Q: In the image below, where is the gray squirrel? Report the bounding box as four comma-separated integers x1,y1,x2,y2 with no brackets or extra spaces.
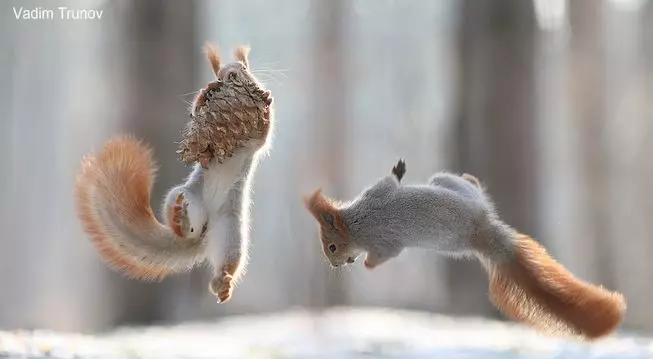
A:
74,44,273,303
304,159,626,340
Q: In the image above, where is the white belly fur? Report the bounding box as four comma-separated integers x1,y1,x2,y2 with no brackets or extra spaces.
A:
202,150,251,212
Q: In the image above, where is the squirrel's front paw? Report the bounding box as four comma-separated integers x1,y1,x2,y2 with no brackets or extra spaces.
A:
364,259,378,269
209,272,234,303
168,193,191,238
167,192,208,239
364,252,390,270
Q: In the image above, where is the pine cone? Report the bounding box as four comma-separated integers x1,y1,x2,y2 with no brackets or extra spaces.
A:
176,80,272,167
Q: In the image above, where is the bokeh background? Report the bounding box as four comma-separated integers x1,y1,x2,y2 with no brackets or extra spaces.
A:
2,0,653,337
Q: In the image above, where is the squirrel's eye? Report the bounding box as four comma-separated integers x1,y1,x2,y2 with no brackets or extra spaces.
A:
228,72,237,80
328,244,337,253
190,228,194,233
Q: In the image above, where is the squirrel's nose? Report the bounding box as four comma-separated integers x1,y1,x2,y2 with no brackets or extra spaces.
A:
346,257,355,264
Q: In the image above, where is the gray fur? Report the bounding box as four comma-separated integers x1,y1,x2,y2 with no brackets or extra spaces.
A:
336,165,516,267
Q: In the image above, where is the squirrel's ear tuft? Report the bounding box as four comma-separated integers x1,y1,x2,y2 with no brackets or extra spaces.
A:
302,188,323,214
234,45,251,68
302,188,347,235
303,188,332,219
204,42,221,77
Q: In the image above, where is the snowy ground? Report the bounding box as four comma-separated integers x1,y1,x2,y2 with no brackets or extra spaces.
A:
1,307,652,359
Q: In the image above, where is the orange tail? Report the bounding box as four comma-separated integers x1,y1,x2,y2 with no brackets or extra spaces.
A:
75,150,168,281
74,136,206,280
484,233,626,340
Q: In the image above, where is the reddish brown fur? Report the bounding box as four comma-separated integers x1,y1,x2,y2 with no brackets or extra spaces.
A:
223,261,242,279
303,188,352,262
93,137,158,221
303,188,346,233
74,137,172,281
234,45,250,68
486,233,626,340
208,261,244,302
204,42,221,77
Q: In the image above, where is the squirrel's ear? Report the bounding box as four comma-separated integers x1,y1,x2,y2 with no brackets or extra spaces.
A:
234,45,250,69
302,188,347,235
204,42,221,77
302,188,321,215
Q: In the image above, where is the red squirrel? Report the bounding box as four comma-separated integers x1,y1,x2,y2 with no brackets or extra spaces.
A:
74,44,274,303
304,159,626,340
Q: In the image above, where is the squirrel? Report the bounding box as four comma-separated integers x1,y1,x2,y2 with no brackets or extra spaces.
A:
303,159,627,340
74,44,273,303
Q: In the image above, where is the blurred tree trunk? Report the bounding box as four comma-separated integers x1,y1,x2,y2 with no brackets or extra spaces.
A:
1,0,116,332
307,0,350,309
532,0,593,291
602,0,653,331
449,0,537,317
108,0,198,326
560,0,609,285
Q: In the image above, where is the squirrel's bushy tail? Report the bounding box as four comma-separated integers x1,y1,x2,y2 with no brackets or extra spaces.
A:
480,232,626,340
74,136,206,281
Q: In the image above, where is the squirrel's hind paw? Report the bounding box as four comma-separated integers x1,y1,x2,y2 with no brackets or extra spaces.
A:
209,272,234,303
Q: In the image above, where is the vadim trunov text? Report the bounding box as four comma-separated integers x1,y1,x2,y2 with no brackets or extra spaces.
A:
13,6,104,21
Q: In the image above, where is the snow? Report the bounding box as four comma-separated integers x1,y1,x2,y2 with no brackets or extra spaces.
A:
1,307,651,358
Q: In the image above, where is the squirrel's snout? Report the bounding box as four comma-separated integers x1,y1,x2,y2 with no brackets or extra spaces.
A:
329,258,355,268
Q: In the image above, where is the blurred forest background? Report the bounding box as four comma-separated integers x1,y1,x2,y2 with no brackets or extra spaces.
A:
2,0,653,336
